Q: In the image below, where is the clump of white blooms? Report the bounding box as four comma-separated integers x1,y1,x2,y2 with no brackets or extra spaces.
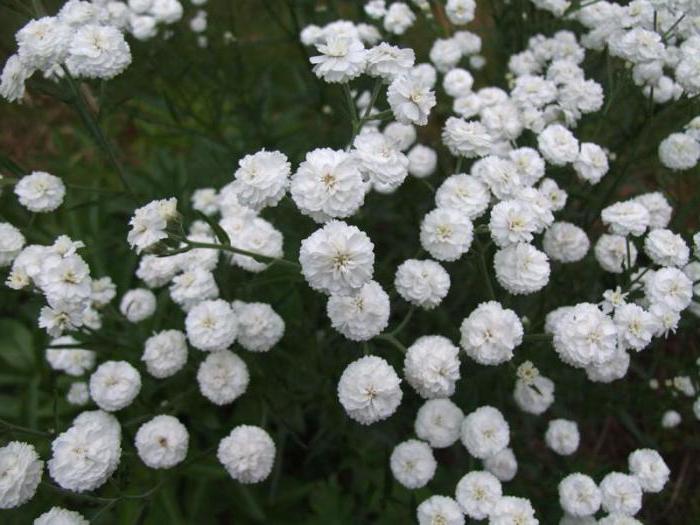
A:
14,172,65,213
545,418,580,456
119,288,157,322
460,301,523,365
217,425,275,484
327,280,390,341
404,335,461,399
420,207,474,262
337,355,402,425
460,405,510,459
390,439,436,489
135,415,189,469
0,442,43,509
231,301,285,352
89,360,142,412
455,471,502,520
185,299,237,352
414,399,464,448
197,350,249,405
394,259,450,309
232,150,291,211
416,495,464,525
142,329,188,378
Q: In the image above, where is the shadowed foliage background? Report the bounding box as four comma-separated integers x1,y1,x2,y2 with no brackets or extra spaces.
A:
0,0,699,523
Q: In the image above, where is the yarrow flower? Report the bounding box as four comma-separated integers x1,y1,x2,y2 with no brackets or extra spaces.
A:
390,439,436,489
0,442,43,509
394,259,450,309
217,425,275,483
404,335,461,399
387,72,436,126
327,280,390,341
460,301,523,365
310,35,366,83
460,405,510,459
232,150,291,210
420,207,474,262
135,415,189,469
14,172,65,213
414,398,464,448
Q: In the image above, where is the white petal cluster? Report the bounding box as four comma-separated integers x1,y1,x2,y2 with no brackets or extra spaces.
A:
455,471,502,520
558,473,601,518
644,267,693,312
353,131,409,193
553,303,617,368
494,243,551,295
390,439,436,489
543,222,590,263
232,150,291,210
120,288,157,322
231,301,285,352
404,335,461,399
489,496,538,525
0,222,25,267
46,336,95,376
217,425,275,483
442,117,493,158
89,360,141,412
299,221,375,295
142,329,188,378
337,355,402,425
613,304,657,352
460,301,523,365
436,174,491,219
14,172,65,213
595,234,638,274
417,495,465,525
365,43,415,81
127,198,178,254
600,472,642,516
545,418,580,456
601,201,650,237
66,381,89,406
135,415,189,469
48,410,121,492
407,144,438,178
414,398,464,448
514,375,555,415
197,350,249,405
628,449,670,494
460,405,510,459
484,447,518,482
387,72,436,125
0,442,43,509
327,280,390,341
420,207,474,261
310,36,366,83
34,507,88,525
66,25,131,79
394,259,450,309
185,299,238,352
644,229,689,267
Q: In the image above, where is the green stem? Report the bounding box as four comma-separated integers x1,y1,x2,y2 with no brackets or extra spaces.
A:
387,307,415,337
184,239,300,269
376,333,407,353
0,417,51,437
61,67,138,202
476,240,496,300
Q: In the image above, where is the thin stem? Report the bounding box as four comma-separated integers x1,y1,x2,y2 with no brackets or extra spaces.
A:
0,417,51,437
61,67,138,202
184,239,300,269
362,78,383,120
476,240,496,300
387,307,415,337
343,83,360,149
376,333,407,353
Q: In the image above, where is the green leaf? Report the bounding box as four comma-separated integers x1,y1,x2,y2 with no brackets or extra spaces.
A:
0,318,35,372
194,210,231,247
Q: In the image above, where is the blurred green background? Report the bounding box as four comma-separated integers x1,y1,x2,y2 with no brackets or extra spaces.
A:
1,0,699,523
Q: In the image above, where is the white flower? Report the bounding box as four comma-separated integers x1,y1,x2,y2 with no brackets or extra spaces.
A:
66,382,89,406
383,122,417,151
127,197,178,254
644,229,689,267
46,336,95,376
558,473,601,517
435,174,490,220
0,442,43,509
67,25,131,79
407,145,437,178
227,217,282,273
489,496,537,525
443,68,474,97
291,148,367,223
299,221,375,295
514,375,555,415
600,472,642,516
197,350,249,405
539,177,567,211
574,143,609,184
545,418,580,456
365,43,414,81
169,267,218,311
404,335,461,399
658,132,700,171
645,267,693,312
390,439,436,489
89,361,141,412
628,449,670,493
472,156,521,200
489,199,539,248
553,303,617,368
613,304,657,352
185,299,237,352
353,131,409,193
120,288,157,322
136,254,179,288
231,301,285,352
217,425,275,483
445,0,476,25
135,415,189,469
537,124,579,166
90,276,116,307
414,398,464,448
543,222,590,263
597,514,643,525
48,411,121,492
387,73,436,126
142,329,188,378
383,2,416,35
494,243,551,295
430,37,462,72
601,201,650,237
231,150,290,210
337,355,402,425
586,348,630,383
0,55,32,103
442,117,493,158
595,234,638,274
395,259,450,309
455,471,502,519
417,495,464,525
420,207,474,261
15,172,65,213
191,188,218,216
510,147,545,186
661,409,681,428
34,507,88,525
365,0,387,19
310,35,366,83
461,405,510,459
16,17,71,70
460,301,523,365
631,192,672,230
327,280,390,341
484,447,518,482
